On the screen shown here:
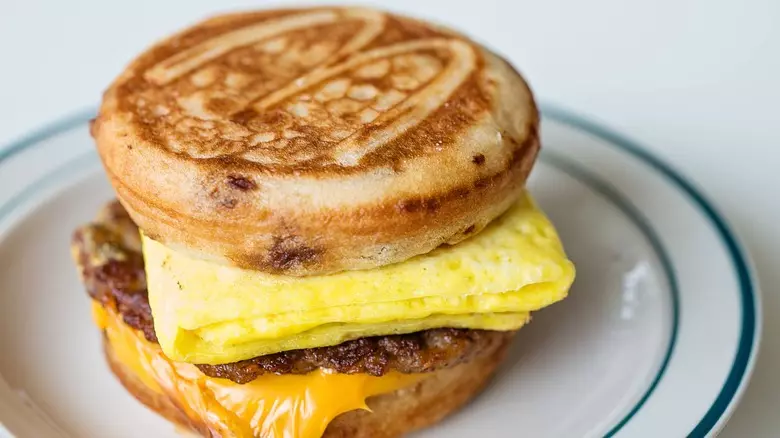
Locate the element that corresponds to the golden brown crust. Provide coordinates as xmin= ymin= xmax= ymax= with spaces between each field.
xmin=94 ymin=6 xmax=539 ymax=275
xmin=105 ymin=331 xmax=510 ymax=438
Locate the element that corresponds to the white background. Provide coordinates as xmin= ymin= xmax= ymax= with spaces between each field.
xmin=0 ymin=0 xmax=777 ymax=435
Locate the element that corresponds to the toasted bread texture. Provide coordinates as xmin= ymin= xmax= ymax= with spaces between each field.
xmin=93 ymin=6 xmax=539 ymax=275
xmin=105 ymin=328 xmax=511 ymax=437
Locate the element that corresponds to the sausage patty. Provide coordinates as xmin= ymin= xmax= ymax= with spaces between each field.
xmin=71 ymin=201 xmax=514 ymax=384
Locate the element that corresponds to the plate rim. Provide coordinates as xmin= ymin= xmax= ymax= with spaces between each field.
xmin=539 ymin=149 xmax=680 ymax=437
xmin=0 ymin=104 xmax=761 ymax=438
xmin=542 ymin=104 xmax=761 ymax=437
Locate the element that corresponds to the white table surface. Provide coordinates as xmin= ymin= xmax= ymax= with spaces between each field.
xmin=0 ymin=0 xmax=777 ymax=436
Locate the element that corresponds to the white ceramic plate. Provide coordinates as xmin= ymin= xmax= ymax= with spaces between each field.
xmin=0 ymin=105 xmax=760 ymax=438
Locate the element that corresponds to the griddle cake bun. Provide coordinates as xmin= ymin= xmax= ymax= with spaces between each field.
xmin=104 ymin=326 xmax=512 ymax=438
xmin=93 ymin=6 xmax=540 ymax=275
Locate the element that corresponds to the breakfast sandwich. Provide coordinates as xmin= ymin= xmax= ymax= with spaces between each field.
xmin=70 ymin=6 xmax=575 ymax=438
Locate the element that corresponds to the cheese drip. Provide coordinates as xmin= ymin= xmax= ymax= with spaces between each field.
xmin=145 ymin=191 xmax=575 ymax=364
xmin=94 ymin=303 xmax=422 ymax=438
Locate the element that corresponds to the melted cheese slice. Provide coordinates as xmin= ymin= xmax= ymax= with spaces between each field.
xmin=94 ymin=303 xmax=422 ymax=438
xmin=145 ymin=191 xmax=575 ymax=364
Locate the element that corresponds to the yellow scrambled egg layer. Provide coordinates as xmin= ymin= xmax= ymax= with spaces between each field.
xmin=145 ymin=191 xmax=575 ymax=364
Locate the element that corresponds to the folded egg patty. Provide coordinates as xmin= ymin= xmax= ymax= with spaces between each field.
xmin=144 ymin=191 xmax=574 ymax=365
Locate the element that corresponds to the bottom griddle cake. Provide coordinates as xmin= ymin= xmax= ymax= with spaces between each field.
xmin=71 ymin=201 xmax=515 ymax=384
xmin=103 ymin=311 xmax=512 ymax=438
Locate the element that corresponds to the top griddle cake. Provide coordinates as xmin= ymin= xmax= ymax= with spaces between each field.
xmin=93 ymin=7 xmax=539 ymax=275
